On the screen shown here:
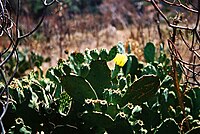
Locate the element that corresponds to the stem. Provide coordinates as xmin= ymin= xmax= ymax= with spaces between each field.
xmin=169 ymin=27 xmax=190 ymax=131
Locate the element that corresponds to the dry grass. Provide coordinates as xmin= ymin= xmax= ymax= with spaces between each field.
xmin=0 ymin=1 xmax=176 ymax=70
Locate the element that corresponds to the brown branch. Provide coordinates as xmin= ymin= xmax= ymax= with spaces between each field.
xmin=150 ymin=0 xmax=193 ymax=30
xmin=148 ymin=0 xmax=200 ymax=86
xmin=168 ymin=39 xmax=190 ymax=131
xmin=161 ymin=0 xmax=198 ymax=13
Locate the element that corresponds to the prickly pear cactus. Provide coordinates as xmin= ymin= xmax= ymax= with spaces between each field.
xmin=100 ymin=48 xmax=109 ymax=61
xmin=61 ymin=75 xmax=98 ymax=103
xmin=6 ymin=42 xmax=200 ymax=134
xmin=123 ymin=54 xmax=139 ymax=77
xmin=90 ymin=49 xmax=99 ymax=60
xmin=155 ymin=118 xmax=180 ymax=134
xmin=121 ymin=75 xmax=160 ymax=105
xmin=82 ymin=112 xmax=114 ymax=128
xmin=108 ymin=46 xmax=118 ymax=61
xmin=86 ymin=60 xmax=111 ymax=98
xmin=144 ymin=42 xmax=155 ymax=63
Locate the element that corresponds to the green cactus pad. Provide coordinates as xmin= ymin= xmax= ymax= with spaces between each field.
xmin=186 ymin=87 xmax=200 ymax=118
xmin=142 ymin=63 xmax=157 ymax=75
xmin=122 ymin=54 xmax=139 ymax=76
xmin=61 ymin=75 xmax=98 ymax=103
xmin=82 ymin=112 xmax=114 ymax=128
xmin=62 ymin=64 xmax=71 ymax=75
xmin=80 ymin=64 xmax=90 ymax=78
xmin=108 ymin=46 xmax=118 ymax=61
xmin=74 ymin=52 xmax=85 ymax=64
xmin=90 ymin=49 xmax=99 ymax=60
xmin=155 ymin=118 xmax=180 ymax=134
xmin=121 ymin=75 xmax=160 ymax=105
xmin=107 ymin=113 xmax=133 ymax=134
xmin=144 ymin=42 xmax=155 ymax=63
xmin=86 ymin=60 xmax=111 ymax=98
xmin=100 ymin=48 xmax=109 ymax=60
xmin=186 ymin=126 xmax=200 ymax=134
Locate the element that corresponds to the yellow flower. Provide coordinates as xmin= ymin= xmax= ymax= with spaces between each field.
xmin=113 ymin=53 xmax=128 ymax=67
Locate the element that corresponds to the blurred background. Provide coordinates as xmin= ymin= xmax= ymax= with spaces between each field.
xmin=1 ymin=0 xmax=198 ymax=66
